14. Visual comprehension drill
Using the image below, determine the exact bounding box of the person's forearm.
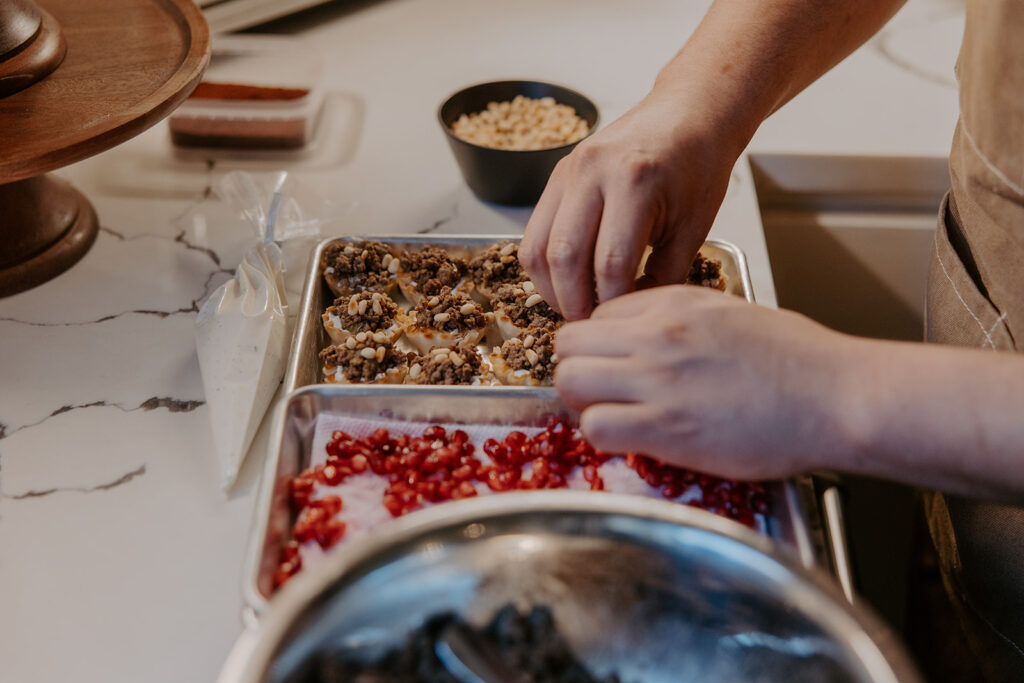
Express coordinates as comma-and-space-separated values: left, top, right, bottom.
834, 340, 1024, 500
649, 0, 907, 157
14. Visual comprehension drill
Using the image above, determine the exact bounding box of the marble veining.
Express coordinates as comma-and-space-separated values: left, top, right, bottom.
5, 465, 147, 500
417, 198, 460, 234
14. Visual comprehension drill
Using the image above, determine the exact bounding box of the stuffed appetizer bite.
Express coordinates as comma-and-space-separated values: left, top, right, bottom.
490, 325, 557, 386
490, 280, 564, 339
407, 343, 492, 386
320, 240, 399, 298
467, 240, 525, 301
319, 334, 408, 384
404, 286, 491, 353
322, 291, 404, 346
396, 245, 469, 304
687, 252, 727, 291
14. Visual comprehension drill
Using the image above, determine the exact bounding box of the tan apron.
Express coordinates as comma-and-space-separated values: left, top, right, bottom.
925, 0, 1024, 677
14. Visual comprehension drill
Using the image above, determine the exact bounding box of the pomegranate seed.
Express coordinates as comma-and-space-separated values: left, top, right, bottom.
423, 425, 447, 440
283, 420, 773, 592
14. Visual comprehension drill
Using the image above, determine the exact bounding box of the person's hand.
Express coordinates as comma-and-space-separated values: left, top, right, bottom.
519, 93, 742, 321
554, 285, 858, 480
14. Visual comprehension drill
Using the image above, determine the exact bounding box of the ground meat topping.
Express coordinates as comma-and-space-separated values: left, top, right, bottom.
320, 240, 396, 293
401, 245, 465, 291
469, 241, 525, 292
326, 291, 398, 333
319, 335, 403, 382
687, 252, 725, 289
408, 344, 483, 385
413, 286, 487, 332
492, 281, 564, 329
500, 325, 557, 382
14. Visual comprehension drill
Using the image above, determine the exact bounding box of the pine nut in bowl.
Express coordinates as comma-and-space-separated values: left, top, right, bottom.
439, 80, 599, 206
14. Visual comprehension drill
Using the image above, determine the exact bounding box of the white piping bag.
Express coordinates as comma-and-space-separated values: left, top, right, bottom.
195, 176, 290, 492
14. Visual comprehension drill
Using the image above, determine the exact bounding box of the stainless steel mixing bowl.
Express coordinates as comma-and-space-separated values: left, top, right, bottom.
220, 491, 920, 683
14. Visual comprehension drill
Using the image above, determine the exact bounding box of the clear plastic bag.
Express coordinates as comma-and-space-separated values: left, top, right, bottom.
195, 171, 345, 491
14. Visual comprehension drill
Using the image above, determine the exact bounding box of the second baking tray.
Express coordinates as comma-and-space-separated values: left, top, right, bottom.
242, 385, 818, 617
283, 234, 755, 392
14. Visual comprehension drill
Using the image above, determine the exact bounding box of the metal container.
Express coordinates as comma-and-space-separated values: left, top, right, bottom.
242, 386, 818, 618
222, 492, 919, 683
283, 234, 755, 393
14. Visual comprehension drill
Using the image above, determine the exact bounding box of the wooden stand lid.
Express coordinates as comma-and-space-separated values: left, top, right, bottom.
0, 0, 209, 297
0, 0, 210, 183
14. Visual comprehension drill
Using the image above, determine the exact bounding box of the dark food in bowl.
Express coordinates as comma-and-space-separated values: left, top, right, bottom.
296, 604, 621, 683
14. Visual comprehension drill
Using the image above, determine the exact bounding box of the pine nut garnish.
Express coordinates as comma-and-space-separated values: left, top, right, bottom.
357, 299, 368, 315
522, 281, 535, 293
500, 242, 516, 256
409, 363, 422, 379
375, 346, 386, 362
372, 300, 383, 316
460, 302, 476, 315
550, 353, 558, 363
361, 249, 369, 259
525, 294, 543, 308
372, 331, 387, 343
428, 296, 440, 307
360, 347, 376, 359
523, 334, 535, 348
434, 312, 450, 323
347, 296, 359, 314
449, 351, 464, 367
525, 349, 539, 365
356, 331, 368, 342
382, 254, 393, 268
388, 259, 400, 274
344, 245, 355, 255
345, 336, 357, 349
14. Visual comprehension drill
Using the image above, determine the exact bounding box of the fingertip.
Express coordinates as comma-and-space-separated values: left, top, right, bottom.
545, 238, 595, 321
578, 404, 631, 453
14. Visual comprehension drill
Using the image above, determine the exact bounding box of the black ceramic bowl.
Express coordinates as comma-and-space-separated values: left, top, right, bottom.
439, 80, 599, 206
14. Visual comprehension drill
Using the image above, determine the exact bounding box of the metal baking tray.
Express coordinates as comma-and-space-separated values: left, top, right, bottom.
242, 385, 818, 618
282, 235, 755, 393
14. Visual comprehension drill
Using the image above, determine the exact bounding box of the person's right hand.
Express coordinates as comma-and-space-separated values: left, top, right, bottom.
519, 91, 743, 321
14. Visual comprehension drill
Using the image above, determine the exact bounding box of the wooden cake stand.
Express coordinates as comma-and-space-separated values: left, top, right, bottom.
0, 0, 209, 297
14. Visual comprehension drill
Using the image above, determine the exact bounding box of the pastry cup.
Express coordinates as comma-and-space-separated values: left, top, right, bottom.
321, 311, 404, 346
397, 274, 472, 306
467, 241, 524, 303
490, 282, 563, 341
319, 336, 409, 384
321, 241, 399, 299
322, 363, 408, 385
324, 272, 398, 300
403, 312, 492, 353
489, 350, 545, 386
407, 346, 494, 386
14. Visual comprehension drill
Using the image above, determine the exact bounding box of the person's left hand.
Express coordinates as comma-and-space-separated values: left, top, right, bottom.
554, 285, 858, 480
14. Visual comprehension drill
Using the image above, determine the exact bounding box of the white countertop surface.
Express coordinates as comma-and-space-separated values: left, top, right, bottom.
0, 0, 962, 680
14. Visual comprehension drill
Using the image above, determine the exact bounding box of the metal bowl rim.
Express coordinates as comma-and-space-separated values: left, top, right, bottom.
225, 491, 919, 683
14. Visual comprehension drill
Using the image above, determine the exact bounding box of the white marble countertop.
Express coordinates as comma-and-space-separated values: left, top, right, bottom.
0, 1, 962, 680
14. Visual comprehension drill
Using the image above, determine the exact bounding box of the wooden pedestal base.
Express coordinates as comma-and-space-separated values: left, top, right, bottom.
0, 175, 99, 297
